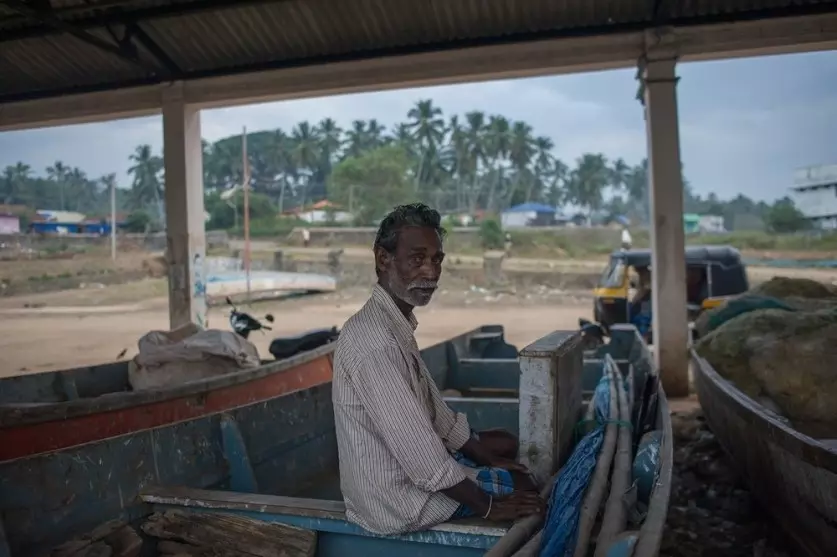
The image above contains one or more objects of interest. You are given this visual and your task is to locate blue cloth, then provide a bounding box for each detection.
[539,366,614,557]
[449,450,516,518]
[629,297,652,337]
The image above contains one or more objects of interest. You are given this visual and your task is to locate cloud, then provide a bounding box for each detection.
[1,51,835,203]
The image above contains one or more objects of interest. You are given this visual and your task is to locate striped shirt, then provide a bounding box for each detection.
[332,284,475,534]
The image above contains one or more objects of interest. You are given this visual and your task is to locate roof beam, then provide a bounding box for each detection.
[1,0,162,75]
[1,12,836,132]
[0,0,287,42]
[2,0,837,44]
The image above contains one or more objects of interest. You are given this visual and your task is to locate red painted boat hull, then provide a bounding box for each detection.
[0,348,334,462]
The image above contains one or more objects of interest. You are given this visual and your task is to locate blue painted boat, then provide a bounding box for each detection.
[3,325,672,557]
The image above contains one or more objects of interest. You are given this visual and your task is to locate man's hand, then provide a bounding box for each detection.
[486,456,529,473]
[486,491,546,521]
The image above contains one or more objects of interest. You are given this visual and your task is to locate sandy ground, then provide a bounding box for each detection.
[0,287,591,376]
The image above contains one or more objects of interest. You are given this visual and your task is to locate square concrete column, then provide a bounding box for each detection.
[162,83,207,329]
[641,55,690,397]
[518,331,583,485]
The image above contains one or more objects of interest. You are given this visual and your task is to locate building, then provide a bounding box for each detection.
[790,164,837,229]
[500,203,557,228]
[0,213,21,234]
[286,200,353,224]
[698,215,725,233]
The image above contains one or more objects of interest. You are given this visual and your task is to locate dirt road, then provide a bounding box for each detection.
[0,290,591,377]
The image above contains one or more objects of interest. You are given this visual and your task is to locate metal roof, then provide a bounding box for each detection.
[611,245,744,266]
[1,0,837,104]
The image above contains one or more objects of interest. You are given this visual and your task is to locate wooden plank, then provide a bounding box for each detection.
[452,359,520,392]
[444,398,519,435]
[0,351,334,461]
[47,520,142,557]
[140,486,509,537]
[633,385,673,557]
[141,511,316,557]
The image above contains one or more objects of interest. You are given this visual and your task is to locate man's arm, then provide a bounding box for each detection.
[424,363,471,452]
[348,344,468,493]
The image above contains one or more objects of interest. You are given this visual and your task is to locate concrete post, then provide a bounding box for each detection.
[518,331,583,485]
[640,46,690,397]
[162,83,207,330]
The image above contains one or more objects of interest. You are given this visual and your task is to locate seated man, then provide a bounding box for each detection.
[629,266,652,340]
[333,203,544,536]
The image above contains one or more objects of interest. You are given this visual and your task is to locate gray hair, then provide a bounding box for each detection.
[374,203,447,253]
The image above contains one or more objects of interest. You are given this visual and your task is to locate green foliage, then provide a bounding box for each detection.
[1,98,826,246]
[205,190,276,230]
[763,197,809,234]
[479,218,505,250]
[329,145,416,225]
[124,210,152,233]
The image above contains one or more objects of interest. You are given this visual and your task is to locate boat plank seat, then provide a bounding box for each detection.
[141,486,510,556]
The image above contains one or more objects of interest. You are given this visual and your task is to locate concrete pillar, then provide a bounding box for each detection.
[641,50,689,397]
[162,83,207,330]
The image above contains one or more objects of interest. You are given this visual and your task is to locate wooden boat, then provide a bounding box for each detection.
[0,325,516,556]
[0,328,342,462]
[691,351,837,557]
[3,325,671,557]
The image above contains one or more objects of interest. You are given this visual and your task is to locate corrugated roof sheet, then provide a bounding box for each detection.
[1,0,835,102]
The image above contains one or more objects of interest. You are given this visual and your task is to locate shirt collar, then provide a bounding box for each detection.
[371,283,418,336]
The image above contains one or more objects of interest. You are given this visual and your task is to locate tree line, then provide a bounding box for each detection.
[1,99,808,233]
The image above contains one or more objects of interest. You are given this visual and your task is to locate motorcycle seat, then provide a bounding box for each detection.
[269,327,340,360]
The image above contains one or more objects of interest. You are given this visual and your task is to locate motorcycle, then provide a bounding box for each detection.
[227,296,275,339]
[578,317,607,351]
[226,297,340,360]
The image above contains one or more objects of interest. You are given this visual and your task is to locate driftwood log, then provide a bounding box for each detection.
[48,520,142,557]
[141,511,316,557]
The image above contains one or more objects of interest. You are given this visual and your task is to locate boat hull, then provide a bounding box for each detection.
[0,348,335,462]
[692,352,837,557]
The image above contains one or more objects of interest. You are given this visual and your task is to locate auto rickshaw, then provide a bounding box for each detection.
[591,245,749,332]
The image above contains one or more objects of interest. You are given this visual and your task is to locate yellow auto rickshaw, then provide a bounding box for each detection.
[592,245,749,331]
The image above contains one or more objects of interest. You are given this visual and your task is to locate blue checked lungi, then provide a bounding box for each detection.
[449,434,516,518]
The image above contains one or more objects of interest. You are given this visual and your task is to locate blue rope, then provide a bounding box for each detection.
[539,363,613,557]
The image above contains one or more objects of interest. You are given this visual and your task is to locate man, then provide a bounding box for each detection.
[302,227,311,248]
[629,266,652,340]
[333,203,544,535]
[620,226,632,251]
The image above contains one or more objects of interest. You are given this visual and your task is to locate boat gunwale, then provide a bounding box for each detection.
[633,383,673,557]
[0,343,336,428]
[690,350,837,473]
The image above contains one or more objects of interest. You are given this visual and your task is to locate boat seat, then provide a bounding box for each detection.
[268,327,339,360]
[140,486,510,552]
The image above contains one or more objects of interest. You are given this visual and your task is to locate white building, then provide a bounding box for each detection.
[698,214,725,233]
[790,164,837,229]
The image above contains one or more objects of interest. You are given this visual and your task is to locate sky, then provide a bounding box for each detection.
[1,50,836,203]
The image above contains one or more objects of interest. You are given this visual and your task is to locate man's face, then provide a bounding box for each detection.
[377,226,445,307]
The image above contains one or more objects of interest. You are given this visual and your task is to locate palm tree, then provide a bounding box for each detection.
[46,161,69,210]
[128,144,164,222]
[567,153,610,219]
[483,115,511,212]
[407,99,446,191]
[2,162,32,205]
[291,122,322,206]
